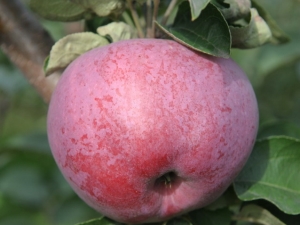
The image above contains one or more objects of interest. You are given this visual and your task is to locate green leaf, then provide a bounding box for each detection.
[45,32,109,76]
[72,0,125,17]
[0,165,48,204]
[256,56,300,125]
[156,2,231,58]
[187,0,210,20]
[75,217,121,225]
[233,204,285,225]
[96,22,138,43]
[230,8,272,49]
[1,132,51,153]
[30,0,125,21]
[189,208,232,225]
[234,136,300,215]
[251,0,289,44]
[258,121,300,140]
[30,0,86,22]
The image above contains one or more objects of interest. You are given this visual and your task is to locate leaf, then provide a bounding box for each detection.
[233,204,285,225]
[97,22,138,43]
[1,132,51,153]
[156,2,231,58]
[257,121,300,140]
[0,165,48,204]
[256,56,300,124]
[234,136,300,215]
[75,217,121,225]
[30,0,86,21]
[45,32,109,76]
[189,208,232,225]
[187,0,210,20]
[219,0,251,22]
[30,0,125,21]
[72,0,125,17]
[251,0,289,45]
[230,8,272,49]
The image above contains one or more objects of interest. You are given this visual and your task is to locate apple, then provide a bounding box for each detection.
[47,39,258,223]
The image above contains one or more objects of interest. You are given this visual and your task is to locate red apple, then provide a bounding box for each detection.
[47,39,258,223]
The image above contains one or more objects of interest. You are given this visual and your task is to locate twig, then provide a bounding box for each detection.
[127,0,145,38]
[0,0,58,103]
[146,0,152,38]
[151,0,160,38]
[161,0,177,26]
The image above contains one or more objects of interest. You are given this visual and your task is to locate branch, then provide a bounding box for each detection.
[146,0,152,38]
[127,0,145,38]
[151,0,160,38]
[0,0,59,103]
[161,0,177,26]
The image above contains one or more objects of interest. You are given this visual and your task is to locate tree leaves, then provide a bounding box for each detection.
[97,22,138,43]
[251,0,289,45]
[72,0,125,18]
[156,0,289,57]
[45,32,109,76]
[233,204,285,225]
[30,0,86,22]
[211,0,289,49]
[187,0,210,20]
[29,0,125,21]
[234,136,300,215]
[0,132,51,153]
[230,8,272,48]
[156,2,231,58]
[30,0,289,59]
[44,21,140,76]
[216,0,251,22]
[75,217,121,225]
[256,56,300,125]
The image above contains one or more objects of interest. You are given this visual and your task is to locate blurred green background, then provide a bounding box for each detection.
[0,0,299,225]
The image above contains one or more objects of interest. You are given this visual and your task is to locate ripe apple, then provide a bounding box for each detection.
[47,39,258,223]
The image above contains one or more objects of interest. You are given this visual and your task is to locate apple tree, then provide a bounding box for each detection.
[0,0,300,225]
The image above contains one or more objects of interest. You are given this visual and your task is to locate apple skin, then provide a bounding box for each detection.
[47,39,258,223]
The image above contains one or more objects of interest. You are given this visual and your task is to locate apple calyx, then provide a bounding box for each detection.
[156,171,178,189]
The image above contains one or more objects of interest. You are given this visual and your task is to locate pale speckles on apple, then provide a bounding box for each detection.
[47,39,259,224]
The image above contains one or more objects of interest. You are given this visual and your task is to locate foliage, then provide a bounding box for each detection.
[156,2,231,58]
[40,0,289,75]
[1,0,300,225]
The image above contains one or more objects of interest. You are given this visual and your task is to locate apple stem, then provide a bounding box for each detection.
[146,0,152,38]
[151,0,160,38]
[161,0,178,26]
[146,0,160,38]
[127,0,145,38]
